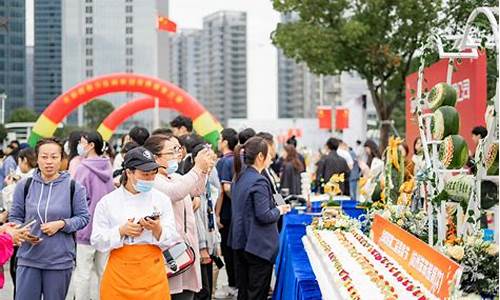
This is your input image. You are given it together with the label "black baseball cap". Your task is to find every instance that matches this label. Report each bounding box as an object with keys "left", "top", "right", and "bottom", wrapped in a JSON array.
[{"left": 123, "top": 146, "right": 159, "bottom": 171}]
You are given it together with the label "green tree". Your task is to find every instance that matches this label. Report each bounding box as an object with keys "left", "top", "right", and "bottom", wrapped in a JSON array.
[
  {"left": 84, "top": 99, "right": 115, "bottom": 129},
  {"left": 271, "top": 0, "right": 496, "bottom": 149},
  {"left": 8, "top": 107, "right": 38, "bottom": 123}
]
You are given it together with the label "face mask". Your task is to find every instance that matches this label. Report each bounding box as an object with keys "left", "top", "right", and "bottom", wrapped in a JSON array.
[
  {"left": 133, "top": 179, "right": 155, "bottom": 193},
  {"left": 64, "top": 142, "right": 70, "bottom": 155},
  {"left": 77, "top": 144, "right": 87, "bottom": 157},
  {"left": 166, "top": 159, "right": 178, "bottom": 174}
]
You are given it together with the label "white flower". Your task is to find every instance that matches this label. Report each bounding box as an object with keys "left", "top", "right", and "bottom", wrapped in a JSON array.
[
  {"left": 381, "top": 210, "right": 391, "bottom": 219},
  {"left": 461, "top": 293, "right": 482, "bottom": 300},
  {"left": 486, "top": 243, "right": 498, "bottom": 256},
  {"left": 447, "top": 245, "right": 465, "bottom": 261},
  {"left": 396, "top": 219, "right": 405, "bottom": 227}
]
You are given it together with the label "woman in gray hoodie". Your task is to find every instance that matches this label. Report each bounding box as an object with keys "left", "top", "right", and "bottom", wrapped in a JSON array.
[{"left": 9, "top": 138, "right": 90, "bottom": 300}]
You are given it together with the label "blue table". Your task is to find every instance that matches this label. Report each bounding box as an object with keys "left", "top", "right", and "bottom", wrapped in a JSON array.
[{"left": 273, "top": 214, "right": 322, "bottom": 300}]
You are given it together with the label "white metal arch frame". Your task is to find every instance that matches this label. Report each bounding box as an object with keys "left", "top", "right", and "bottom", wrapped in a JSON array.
[{"left": 413, "top": 7, "right": 499, "bottom": 245}]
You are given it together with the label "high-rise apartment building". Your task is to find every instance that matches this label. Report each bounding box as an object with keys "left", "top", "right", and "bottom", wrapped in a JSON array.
[
  {"left": 201, "top": 11, "right": 247, "bottom": 125},
  {"left": 277, "top": 13, "right": 341, "bottom": 119},
  {"left": 168, "top": 29, "right": 202, "bottom": 101},
  {"left": 34, "top": 0, "right": 62, "bottom": 114},
  {"left": 0, "top": 0, "right": 26, "bottom": 120},
  {"left": 62, "top": 0, "right": 170, "bottom": 127}
]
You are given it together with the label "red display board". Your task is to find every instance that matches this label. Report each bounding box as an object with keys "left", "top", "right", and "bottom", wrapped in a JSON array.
[
  {"left": 372, "top": 215, "right": 462, "bottom": 299},
  {"left": 405, "top": 51, "right": 487, "bottom": 152}
]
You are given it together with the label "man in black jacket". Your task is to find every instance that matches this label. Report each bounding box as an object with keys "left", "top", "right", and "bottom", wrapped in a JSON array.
[{"left": 316, "top": 137, "right": 350, "bottom": 195}]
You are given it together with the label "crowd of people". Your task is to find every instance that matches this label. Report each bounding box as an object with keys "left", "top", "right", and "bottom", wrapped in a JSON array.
[
  {"left": 0, "top": 115, "right": 295, "bottom": 300},
  {"left": 0, "top": 114, "right": 488, "bottom": 300}
]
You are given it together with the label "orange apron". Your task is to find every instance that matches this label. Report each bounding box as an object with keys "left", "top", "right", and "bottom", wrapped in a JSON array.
[{"left": 100, "top": 244, "right": 171, "bottom": 300}]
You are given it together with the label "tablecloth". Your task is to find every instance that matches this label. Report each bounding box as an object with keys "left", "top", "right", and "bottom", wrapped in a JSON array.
[{"left": 273, "top": 214, "right": 322, "bottom": 300}]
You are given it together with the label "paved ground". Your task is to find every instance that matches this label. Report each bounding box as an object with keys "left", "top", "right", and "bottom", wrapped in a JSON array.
[{"left": 0, "top": 261, "right": 235, "bottom": 299}]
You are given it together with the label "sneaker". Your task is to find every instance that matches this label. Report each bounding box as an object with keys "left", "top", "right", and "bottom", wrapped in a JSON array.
[
  {"left": 214, "top": 286, "right": 238, "bottom": 299},
  {"left": 227, "top": 286, "right": 238, "bottom": 297},
  {"left": 214, "top": 286, "right": 232, "bottom": 299}
]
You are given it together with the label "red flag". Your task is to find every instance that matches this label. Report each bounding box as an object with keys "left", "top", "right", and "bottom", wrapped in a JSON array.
[
  {"left": 317, "top": 106, "right": 332, "bottom": 129},
  {"left": 157, "top": 16, "right": 177, "bottom": 32},
  {"left": 335, "top": 107, "right": 349, "bottom": 130}
]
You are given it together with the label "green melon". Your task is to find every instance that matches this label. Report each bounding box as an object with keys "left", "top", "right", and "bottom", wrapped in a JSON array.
[
  {"left": 486, "top": 143, "right": 499, "bottom": 176},
  {"left": 431, "top": 106, "right": 460, "bottom": 140},
  {"left": 427, "top": 82, "right": 457, "bottom": 111},
  {"left": 444, "top": 174, "right": 474, "bottom": 202},
  {"left": 439, "top": 135, "right": 469, "bottom": 169}
]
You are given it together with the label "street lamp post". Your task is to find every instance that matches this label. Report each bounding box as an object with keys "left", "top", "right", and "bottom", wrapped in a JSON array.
[{"left": 0, "top": 92, "right": 6, "bottom": 124}]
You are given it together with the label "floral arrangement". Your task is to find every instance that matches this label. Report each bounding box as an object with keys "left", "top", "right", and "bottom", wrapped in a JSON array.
[
  {"left": 363, "top": 204, "right": 430, "bottom": 242},
  {"left": 324, "top": 173, "right": 345, "bottom": 197},
  {"left": 312, "top": 212, "right": 361, "bottom": 232},
  {"left": 383, "top": 137, "right": 406, "bottom": 204},
  {"left": 443, "top": 234, "right": 499, "bottom": 298}
]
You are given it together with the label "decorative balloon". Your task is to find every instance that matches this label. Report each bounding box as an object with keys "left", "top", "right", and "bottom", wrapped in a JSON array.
[
  {"left": 28, "top": 73, "right": 223, "bottom": 146},
  {"left": 97, "top": 97, "right": 221, "bottom": 146}
]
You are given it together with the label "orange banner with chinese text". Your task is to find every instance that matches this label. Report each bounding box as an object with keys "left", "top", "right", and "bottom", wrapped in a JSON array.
[{"left": 371, "top": 215, "right": 462, "bottom": 299}]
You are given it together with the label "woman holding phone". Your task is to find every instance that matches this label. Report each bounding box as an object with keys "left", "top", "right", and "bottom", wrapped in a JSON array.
[
  {"left": 230, "top": 137, "right": 291, "bottom": 300},
  {"left": 143, "top": 134, "right": 215, "bottom": 300},
  {"left": 91, "top": 146, "right": 178, "bottom": 300},
  {"left": 9, "top": 138, "right": 90, "bottom": 300}
]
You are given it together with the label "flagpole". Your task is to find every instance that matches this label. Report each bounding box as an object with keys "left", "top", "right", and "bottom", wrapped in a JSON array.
[{"left": 153, "top": 97, "right": 160, "bottom": 129}]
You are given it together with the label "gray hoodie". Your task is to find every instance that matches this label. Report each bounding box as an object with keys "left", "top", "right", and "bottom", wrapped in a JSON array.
[{"left": 9, "top": 171, "right": 89, "bottom": 270}]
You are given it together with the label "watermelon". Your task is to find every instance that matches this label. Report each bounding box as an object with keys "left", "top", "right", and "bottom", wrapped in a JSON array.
[
  {"left": 485, "top": 143, "right": 499, "bottom": 176},
  {"left": 431, "top": 106, "right": 460, "bottom": 140},
  {"left": 439, "top": 135, "right": 468, "bottom": 169},
  {"left": 427, "top": 82, "right": 457, "bottom": 111},
  {"left": 444, "top": 175, "right": 474, "bottom": 203}
]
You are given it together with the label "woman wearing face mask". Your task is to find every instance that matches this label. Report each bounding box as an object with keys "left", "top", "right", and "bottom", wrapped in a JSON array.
[
  {"left": 9, "top": 138, "right": 90, "bottom": 300},
  {"left": 71, "top": 131, "right": 115, "bottom": 300},
  {"left": 230, "top": 137, "right": 291, "bottom": 300},
  {"left": 143, "top": 134, "right": 216, "bottom": 300},
  {"left": 91, "top": 146, "right": 178, "bottom": 300},
  {"left": 67, "top": 131, "right": 85, "bottom": 177}
]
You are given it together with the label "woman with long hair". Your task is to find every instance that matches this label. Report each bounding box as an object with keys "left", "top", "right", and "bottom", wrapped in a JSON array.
[
  {"left": 143, "top": 134, "right": 215, "bottom": 300},
  {"left": 67, "top": 131, "right": 85, "bottom": 177},
  {"left": 412, "top": 137, "right": 425, "bottom": 176},
  {"left": 72, "top": 131, "right": 115, "bottom": 300},
  {"left": 230, "top": 137, "right": 290, "bottom": 300},
  {"left": 358, "top": 140, "right": 384, "bottom": 202},
  {"left": 279, "top": 144, "right": 305, "bottom": 195}
]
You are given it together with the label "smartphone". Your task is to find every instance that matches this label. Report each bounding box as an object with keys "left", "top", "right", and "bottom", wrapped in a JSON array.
[
  {"left": 137, "top": 214, "right": 160, "bottom": 224},
  {"left": 211, "top": 255, "right": 225, "bottom": 269},
  {"left": 26, "top": 233, "right": 42, "bottom": 243},
  {"left": 144, "top": 214, "right": 160, "bottom": 221}
]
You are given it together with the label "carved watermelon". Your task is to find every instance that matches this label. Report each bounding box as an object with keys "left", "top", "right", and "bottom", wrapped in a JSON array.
[
  {"left": 485, "top": 143, "right": 499, "bottom": 176},
  {"left": 431, "top": 106, "right": 460, "bottom": 140},
  {"left": 439, "top": 135, "right": 468, "bottom": 169},
  {"left": 444, "top": 174, "right": 474, "bottom": 202},
  {"left": 427, "top": 82, "right": 457, "bottom": 111}
]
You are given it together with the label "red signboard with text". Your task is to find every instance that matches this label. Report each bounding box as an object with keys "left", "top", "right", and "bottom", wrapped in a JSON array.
[{"left": 405, "top": 52, "right": 487, "bottom": 153}]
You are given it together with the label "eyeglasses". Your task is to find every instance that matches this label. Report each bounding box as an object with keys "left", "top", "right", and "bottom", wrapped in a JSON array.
[{"left": 157, "top": 146, "right": 182, "bottom": 157}]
